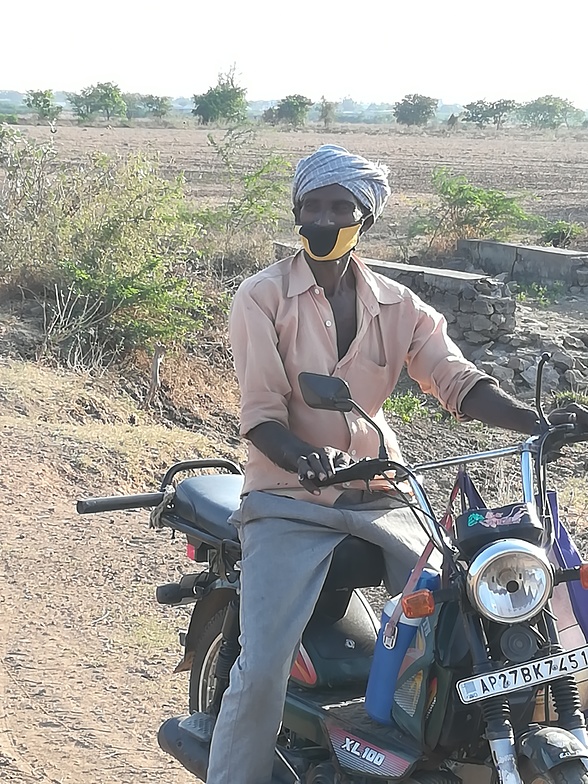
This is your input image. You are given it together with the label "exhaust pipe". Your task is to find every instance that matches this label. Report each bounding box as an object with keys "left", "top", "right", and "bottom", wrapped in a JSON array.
[
  {"left": 158, "top": 716, "right": 209, "bottom": 779},
  {"left": 158, "top": 716, "right": 299, "bottom": 783}
]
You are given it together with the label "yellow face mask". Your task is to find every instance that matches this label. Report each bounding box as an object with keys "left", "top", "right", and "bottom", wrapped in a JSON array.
[{"left": 297, "top": 223, "right": 361, "bottom": 262}]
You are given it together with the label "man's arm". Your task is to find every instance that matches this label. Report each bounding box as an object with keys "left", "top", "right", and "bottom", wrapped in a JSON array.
[
  {"left": 247, "top": 421, "right": 350, "bottom": 491},
  {"left": 461, "top": 378, "right": 538, "bottom": 434},
  {"left": 461, "top": 378, "right": 588, "bottom": 434}
]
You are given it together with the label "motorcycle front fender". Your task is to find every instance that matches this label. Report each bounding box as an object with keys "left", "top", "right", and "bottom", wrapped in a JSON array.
[
  {"left": 518, "top": 726, "right": 588, "bottom": 774},
  {"left": 173, "top": 587, "right": 234, "bottom": 673}
]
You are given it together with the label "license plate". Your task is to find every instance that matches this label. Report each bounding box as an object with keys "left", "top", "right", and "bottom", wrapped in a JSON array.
[{"left": 456, "top": 644, "right": 588, "bottom": 704}]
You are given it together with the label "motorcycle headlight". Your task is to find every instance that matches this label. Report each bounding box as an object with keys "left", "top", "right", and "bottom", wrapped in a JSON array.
[{"left": 466, "top": 540, "right": 553, "bottom": 624}]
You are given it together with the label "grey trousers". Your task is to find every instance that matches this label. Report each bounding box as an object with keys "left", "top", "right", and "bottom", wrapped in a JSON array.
[{"left": 206, "top": 490, "right": 437, "bottom": 784}]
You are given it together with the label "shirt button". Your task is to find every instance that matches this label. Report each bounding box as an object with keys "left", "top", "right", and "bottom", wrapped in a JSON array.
[
  {"left": 343, "top": 482, "right": 351, "bottom": 488},
  {"left": 325, "top": 320, "right": 332, "bottom": 327},
  {"left": 314, "top": 287, "right": 320, "bottom": 295},
  {"left": 351, "top": 449, "right": 357, "bottom": 456}
]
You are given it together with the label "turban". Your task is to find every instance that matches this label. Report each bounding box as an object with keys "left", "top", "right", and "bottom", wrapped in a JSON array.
[{"left": 292, "top": 144, "right": 391, "bottom": 221}]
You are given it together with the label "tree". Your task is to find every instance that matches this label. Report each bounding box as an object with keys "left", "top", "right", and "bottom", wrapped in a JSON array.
[
  {"left": 463, "top": 100, "right": 492, "bottom": 128},
  {"left": 143, "top": 95, "right": 172, "bottom": 118},
  {"left": 393, "top": 94, "right": 437, "bottom": 126},
  {"left": 67, "top": 83, "right": 126, "bottom": 121},
  {"left": 24, "top": 90, "right": 62, "bottom": 122},
  {"left": 489, "top": 99, "right": 518, "bottom": 129},
  {"left": 91, "top": 82, "right": 126, "bottom": 120},
  {"left": 66, "top": 87, "right": 97, "bottom": 121},
  {"left": 519, "top": 95, "right": 581, "bottom": 129},
  {"left": 266, "top": 95, "right": 313, "bottom": 127},
  {"left": 192, "top": 68, "right": 247, "bottom": 125},
  {"left": 463, "top": 99, "right": 518, "bottom": 129},
  {"left": 122, "top": 92, "right": 146, "bottom": 119},
  {"left": 262, "top": 106, "right": 278, "bottom": 125},
  {"left": 318, "top": 96, "right": 337, "bottom": 128}
]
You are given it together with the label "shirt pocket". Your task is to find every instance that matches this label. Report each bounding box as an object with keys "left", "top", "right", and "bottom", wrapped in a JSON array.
[{"left": 345, "top": 353, "right": 393, "bottom": 415}]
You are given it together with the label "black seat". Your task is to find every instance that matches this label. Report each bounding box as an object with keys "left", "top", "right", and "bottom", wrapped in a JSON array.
[
  {"left": 174, "top": 475, "right": 243, "bottom": 541},
  {"left": 173, "top": 475, "right": 384, "bottom": 589}
]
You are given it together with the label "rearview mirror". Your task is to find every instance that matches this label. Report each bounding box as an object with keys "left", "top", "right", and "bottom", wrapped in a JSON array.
[{"left": 298, "top": 372, "right": 353, "bottom": 413}]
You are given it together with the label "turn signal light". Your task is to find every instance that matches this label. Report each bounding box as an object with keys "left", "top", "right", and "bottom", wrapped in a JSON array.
[
  {"left": 580, "top": 564, "right": 588, "bottom": 590},
  {"left": 401, "top": 589, "right": 436, "bottom": 619}
]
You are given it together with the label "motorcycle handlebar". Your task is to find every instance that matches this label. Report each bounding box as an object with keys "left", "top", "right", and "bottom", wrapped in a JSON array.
[{"left": 77, "top": 492, "right": 165, "bottom": 515}]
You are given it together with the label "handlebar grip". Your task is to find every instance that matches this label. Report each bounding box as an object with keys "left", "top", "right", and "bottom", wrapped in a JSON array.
[{"left": 77, "top": 492, "right": 165, "bottom": 515}]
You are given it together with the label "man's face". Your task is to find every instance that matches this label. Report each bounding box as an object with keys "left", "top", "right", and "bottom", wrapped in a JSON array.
[{"left": 297, "top": 184, "right": 364, "bottom": 228}]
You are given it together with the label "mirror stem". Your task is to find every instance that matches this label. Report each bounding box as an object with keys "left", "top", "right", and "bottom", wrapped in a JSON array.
[{"left": 351, "top": 402, "right": 389, "bottom": 460}]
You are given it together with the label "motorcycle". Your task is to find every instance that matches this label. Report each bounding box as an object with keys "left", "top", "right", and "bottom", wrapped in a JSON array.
[{"left": 78, "top": 354, "right": 588, "bottom": 784}]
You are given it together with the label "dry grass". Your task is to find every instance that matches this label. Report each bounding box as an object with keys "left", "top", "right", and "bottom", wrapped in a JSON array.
[{"left": 0, "top": 358, "right": 244, "bottom": 495}]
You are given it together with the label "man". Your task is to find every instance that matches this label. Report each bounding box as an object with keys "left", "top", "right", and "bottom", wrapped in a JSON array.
[{"left": 206, "top": 144, "right": 584, "bottom": 784}]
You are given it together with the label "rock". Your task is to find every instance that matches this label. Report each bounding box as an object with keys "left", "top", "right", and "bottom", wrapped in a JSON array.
[
  {"left": 490, "top": 313, "right": 506, "bottom": 326},
  {"left": 459, "top": 300, "right": 473, "bottom": 313},
  {"left": 564, "top": 369, "right": 588, "bottom": 389},
  {"left": 507, "top": 356, "right": 531, "bottom": 372},
  {"left": 494, "top": 299, "right": 516, "bottom": 315},
  {"left": 575, "top": 268, "right": 588, "bottom": 287},
  {"left": 563, "top": 335, "right": 586, "bottom": 351},
  {"left": 472, "top": 297, "right": 494, "bottom": 315},
  {"left": 491, "top": 366, "right": 515, "bottom": 383},
  {"left": 520, "top": 363, "right": 560, "bottom": 390},
  {"left": 499, "top": 380, "right": 517, "bottom": 395},
  {"left": 551, "top": 350, "right": 575, "bottom": 371},
  {"left": 444, "top": 293, "right": 460, "bottom": 311},
  {"left": 471, "top": 314, "right": 494, "bottom": 332},
  {"left": 462, "top": 284, "right": 478, "bottom": 300},
  {"left": 479, "top": 361, "right": 495, "bottom": 375},
  {"left": 470, "top": 344, "right": 496, "bottom": 361},
  {"left": 457, "top": 314, "right": 472, "bottom": 329},
  {"left": 569, "top": 332, "right": 588, "bottom": 348},
  {"left": 463, "top": 330, "right": 491, "bottom": 345},
  {"left": 445, "top": 312, "right": 456, "bottom": 324}
]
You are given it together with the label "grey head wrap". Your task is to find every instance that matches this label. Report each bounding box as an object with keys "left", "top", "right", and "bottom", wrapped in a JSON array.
[{"left": 292, "top": 144, "right": 391, "bottom": 221}]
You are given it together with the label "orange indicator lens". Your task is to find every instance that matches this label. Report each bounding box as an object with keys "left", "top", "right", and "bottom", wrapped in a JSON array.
[
  {"left": 580, "top": 564, "right": 588, "bottom": 590},
  {"left": 401, "top": 589, "right": 436, "bottom": 619}
]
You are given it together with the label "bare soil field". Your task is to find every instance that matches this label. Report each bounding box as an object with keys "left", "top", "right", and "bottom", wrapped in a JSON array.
[
  {"left": 2, "top": 124, "right": 588, "bottom": 783},
  {"left": 22, "top": 124, "right": 588, "bottom": 228}
]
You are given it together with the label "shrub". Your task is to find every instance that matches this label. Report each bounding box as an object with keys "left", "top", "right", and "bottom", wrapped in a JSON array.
[
  {"left": 540, "top": 220, "right": 583, "bottom": 248},
  {"left": 192, "top": 126, "right": 290, "bottom": 280},
  {"left": 383, "top": 391, "right": 425, "bottom": 422},
  {"left": 0, "top": 127, "right": 206, "bottom": 365},
  {"left": 426, "top": 168, "right": 538, "bottom": 248}
]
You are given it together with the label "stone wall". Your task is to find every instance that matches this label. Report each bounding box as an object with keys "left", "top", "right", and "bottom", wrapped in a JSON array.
[{"left": 457, "top": 239, "right": 588, "bottom": 288}]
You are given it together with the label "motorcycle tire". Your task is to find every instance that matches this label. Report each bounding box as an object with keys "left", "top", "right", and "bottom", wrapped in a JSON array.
[
  {"left": 188, "top": 606, "right": 230, "bottom": 714},
  {"left": 524, "top": 760, "right": 588, "bottom": 784}
]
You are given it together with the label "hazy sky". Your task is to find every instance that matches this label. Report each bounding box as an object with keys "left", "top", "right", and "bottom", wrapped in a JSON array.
[{"left": 3, "top": 0, "right": 587, "bottom": 107}]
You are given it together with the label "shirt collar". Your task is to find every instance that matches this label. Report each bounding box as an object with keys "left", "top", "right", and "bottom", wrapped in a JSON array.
[{"left": 286, "top": 250, "right": 404, "bottom": 312}]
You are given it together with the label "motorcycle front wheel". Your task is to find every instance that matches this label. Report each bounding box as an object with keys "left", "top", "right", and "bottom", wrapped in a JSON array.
[{"left": 524, "top": 760, "right": 588, "bottom": 784}]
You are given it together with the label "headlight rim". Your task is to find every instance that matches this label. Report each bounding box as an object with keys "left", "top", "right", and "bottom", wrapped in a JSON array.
[{"left": 466, "top": 539, "right": 554, "bottom": 624}]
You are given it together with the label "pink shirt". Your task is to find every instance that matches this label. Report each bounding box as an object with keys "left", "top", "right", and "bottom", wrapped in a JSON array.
[{"left": 229, "top": 251, "right": 492, "bottom": 503}]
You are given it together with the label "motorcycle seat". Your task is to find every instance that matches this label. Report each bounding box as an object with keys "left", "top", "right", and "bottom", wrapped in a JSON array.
[
  {"left": 174, "top": 474, "right": 243, "bottom": 540},
  {"left": 173, "top": 474, "right": 384, "bottom": 589}
]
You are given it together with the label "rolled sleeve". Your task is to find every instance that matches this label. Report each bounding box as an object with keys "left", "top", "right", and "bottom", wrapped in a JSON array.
[
  {"left": 405, "top": 301, "right": 497, "bottom": 421},
  {"left": 229, "top": 280, "right": 292, "bottom": 436}
]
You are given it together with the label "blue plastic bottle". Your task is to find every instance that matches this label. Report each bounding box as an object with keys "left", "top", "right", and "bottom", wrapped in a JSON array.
[{"left": 364, "top": 569, "right": 440, "bottom": 725}]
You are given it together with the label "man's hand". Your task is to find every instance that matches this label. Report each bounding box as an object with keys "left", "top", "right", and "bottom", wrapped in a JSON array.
[
  {"left": 547, "top": 402, "right": 588, "bottom": 431},
  {"left": 297, "top": 447, "right": 352, "bottom": 494}
]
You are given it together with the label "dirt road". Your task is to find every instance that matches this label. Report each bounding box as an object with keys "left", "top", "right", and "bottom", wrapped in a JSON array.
[{"left": 0, "top": 423, "right": 197, "bottom": 783}]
